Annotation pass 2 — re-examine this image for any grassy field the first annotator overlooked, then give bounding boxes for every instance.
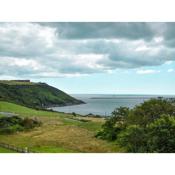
[0,147,16,153]
[0,101,123,153]
[0,113,4,118]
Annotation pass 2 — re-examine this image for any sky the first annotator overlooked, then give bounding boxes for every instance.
[0,22,175,94]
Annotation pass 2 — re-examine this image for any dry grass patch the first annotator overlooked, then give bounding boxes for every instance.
[0,101,123,153]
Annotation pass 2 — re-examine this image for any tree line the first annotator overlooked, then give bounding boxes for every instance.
[96,98,175,152]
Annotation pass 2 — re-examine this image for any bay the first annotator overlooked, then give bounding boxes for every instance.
[51,94,175,116]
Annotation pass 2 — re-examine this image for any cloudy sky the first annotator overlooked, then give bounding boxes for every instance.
[0,22,175,94]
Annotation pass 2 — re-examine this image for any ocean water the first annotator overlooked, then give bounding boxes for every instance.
[51,94,174,116]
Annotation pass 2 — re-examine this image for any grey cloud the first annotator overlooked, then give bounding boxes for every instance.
[0,23,57,58]
[0,22,175,78]
[43,22,175,48]
[43,22,155,40]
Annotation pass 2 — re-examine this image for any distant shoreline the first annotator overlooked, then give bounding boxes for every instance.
[46,101,85,109]
[90,96,175,100]
[91,97,159,100]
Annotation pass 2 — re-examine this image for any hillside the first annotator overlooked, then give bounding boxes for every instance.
[0,101,122,153]
[0,80,84,109]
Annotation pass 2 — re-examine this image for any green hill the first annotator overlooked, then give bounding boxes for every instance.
[0,80,84,109]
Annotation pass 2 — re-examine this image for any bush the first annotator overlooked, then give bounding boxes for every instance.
[146,115,175,153]
[117,115,175,153]
[0,124,24,134]
[72,112,76,116]
[127,98,175,126]
[96,116,125,141]
[0,116,23,127]
[111,107,129,121]
[117,125,147,152]
[96,107,129,141]
[96,98,175,152]
[0,116,41,134]
[21,118,41,129]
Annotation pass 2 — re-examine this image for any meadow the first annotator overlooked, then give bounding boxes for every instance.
[0,147,16,153]
[0,101,123,153]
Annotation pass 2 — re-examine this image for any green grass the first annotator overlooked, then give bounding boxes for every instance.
[63,117,102,131]
[0,147,16,153]
[0,81,83,109]
[0,101,67,118]
[0,113,4,118]
[0,80,35,85]
[0,101,123,153]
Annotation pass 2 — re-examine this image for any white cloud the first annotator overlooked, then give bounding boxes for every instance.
[167,68,174,72]
[12,58,43,71]
[165,61,173,65]
[136,69,160,74]
[0,22,175,78]
[0,23,57,57]
[135,45,150,52]
[153,37,164,43]
[0,57,44,71]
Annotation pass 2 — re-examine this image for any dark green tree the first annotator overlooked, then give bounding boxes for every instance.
[117,125,146,152]
[146,115,175,153]
[127,98,175,126]
[96,107,129,141]
[97,98,175,152]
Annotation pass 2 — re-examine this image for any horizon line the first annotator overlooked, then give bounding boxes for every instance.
[70,93,175,96]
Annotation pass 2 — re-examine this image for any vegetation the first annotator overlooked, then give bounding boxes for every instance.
[0,80,84,109]
[0,115,41,134]
[96,98,175,153]
[2,80,174,153]
[0,147,16,153]
[0,101,122,153]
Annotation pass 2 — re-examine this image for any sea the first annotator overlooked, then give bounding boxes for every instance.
[51,94,175,116]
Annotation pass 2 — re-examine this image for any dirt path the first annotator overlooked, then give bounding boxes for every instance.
[0,112,17,117]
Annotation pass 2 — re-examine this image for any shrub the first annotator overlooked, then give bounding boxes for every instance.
[0,124,24,134]
[21,118,41,129]
[117,115,175,153]
[96,116,125,141]
[72,112,76,116]
[111,107,129,122]
[0,116,23,127]
[96,107,129,141]
[117,125,147,152]
[146,115,175,153]
[127,98,175,126]
[97,98,175,152]
[0,116,41,134]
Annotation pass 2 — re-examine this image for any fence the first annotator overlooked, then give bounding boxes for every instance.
[0,142,35,153]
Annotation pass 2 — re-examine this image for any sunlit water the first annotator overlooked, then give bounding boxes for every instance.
[51,94,175,116]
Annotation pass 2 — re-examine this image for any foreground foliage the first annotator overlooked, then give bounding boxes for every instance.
[0,101,122,153]
[96,98,175,153]
[0,115,41,134]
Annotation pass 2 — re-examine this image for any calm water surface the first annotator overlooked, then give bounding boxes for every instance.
[51,94,175,116]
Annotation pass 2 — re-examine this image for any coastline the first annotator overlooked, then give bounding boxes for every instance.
[45,100,86,109]
[45,102,106,118]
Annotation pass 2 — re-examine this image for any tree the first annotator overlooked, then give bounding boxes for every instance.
[111,107,129,122]
[146,115,175,153]
[127,98,175,126]
[96,107,129,141]
[117,115,175,153]
[117,125,146,152]
[95,116,119,141]
[96,98,175,152]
